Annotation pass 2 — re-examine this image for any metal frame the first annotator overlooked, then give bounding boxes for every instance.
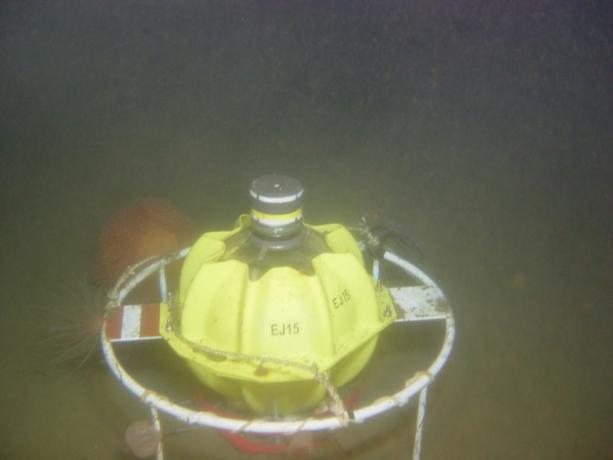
[100,248,454,460]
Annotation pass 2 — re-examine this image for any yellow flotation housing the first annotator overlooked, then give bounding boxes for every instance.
[160,215,396,414]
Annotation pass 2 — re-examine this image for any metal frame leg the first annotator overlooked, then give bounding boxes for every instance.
[412,387,428,460]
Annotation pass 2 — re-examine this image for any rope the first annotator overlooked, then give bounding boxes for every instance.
[169,310,350,424]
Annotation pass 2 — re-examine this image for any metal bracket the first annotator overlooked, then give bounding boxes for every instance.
[390,285,450,322]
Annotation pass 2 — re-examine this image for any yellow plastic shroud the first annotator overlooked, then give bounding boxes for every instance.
[160,215,396,414]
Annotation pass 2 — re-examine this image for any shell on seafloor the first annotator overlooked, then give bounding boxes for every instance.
[125,420,161,459]
[92,198,195,288]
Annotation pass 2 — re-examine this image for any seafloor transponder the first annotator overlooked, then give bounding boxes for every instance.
[161,175,396,414]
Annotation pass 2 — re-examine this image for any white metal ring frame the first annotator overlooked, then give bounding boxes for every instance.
[100,247,454,460]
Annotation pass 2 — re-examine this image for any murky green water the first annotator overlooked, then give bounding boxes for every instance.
[1,1,611,459]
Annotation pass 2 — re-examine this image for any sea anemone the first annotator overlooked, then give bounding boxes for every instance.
[92,198,195,288]
[36,276,107,368]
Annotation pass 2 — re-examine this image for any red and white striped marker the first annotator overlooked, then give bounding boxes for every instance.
[105,304,162,342]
